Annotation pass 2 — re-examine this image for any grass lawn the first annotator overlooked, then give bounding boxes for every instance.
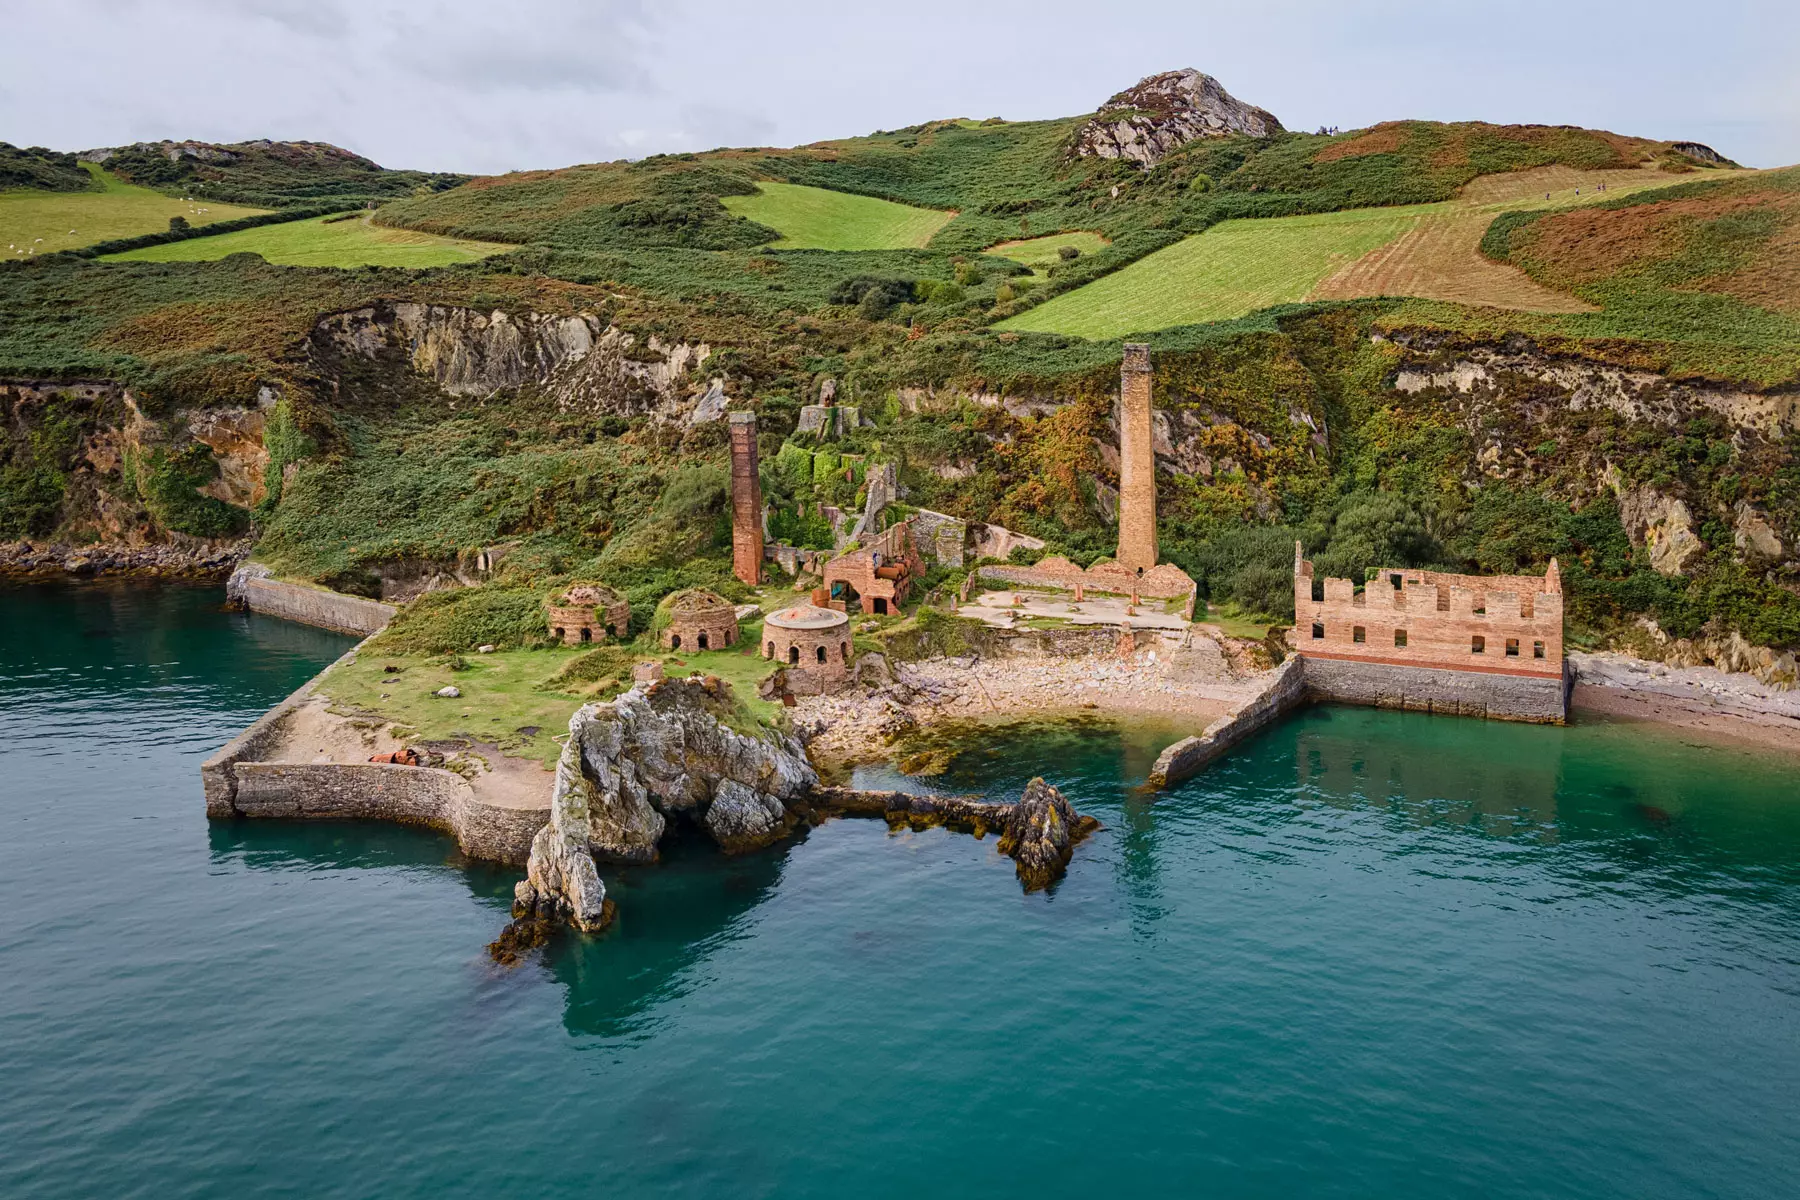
[1,163,266,257]
[103,211,512,268]
[316,629,788,767]
[720,181,954,250]
[997,206,1427,338]
[984,230,1110,273]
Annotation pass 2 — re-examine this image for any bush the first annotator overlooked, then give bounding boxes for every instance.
[129,444,250,538]
[1229,563,1294,619]
[828,275,915,309]
[1057,245,1080,261]
[368,586,550,654]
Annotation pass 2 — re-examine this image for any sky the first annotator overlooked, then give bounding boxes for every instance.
[3,0,1795,174]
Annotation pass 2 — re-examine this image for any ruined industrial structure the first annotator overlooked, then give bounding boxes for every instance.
[729,410,763,587]
[1290,545,1568,722]
[1116,342,1158,574]
[762,603,853,694]
[822,519,925,615]
[658,589,740,652]
[546,583,631,645]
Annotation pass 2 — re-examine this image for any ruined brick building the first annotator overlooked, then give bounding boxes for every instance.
[1291,544,1568,722]
[546,583,631,645]
[762,603,853,694]
[658,588,740,651]
[822,519,925,615]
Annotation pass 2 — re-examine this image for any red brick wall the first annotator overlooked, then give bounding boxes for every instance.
[1293,550,1563,677]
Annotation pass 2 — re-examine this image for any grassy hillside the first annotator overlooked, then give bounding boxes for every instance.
[998,208,1420,336]
[985,231,1111,273]
[103,212,512,269]
[99,140,467,207]
[0,143,92,192]
[718,182,953,249]
[2,164,266,257]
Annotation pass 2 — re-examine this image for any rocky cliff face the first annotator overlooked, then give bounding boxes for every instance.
[1071,69,1282,169]
[309,302,728,423]
[514,676,816,930]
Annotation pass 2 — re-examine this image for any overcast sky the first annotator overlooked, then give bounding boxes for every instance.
[3,1,1795,174]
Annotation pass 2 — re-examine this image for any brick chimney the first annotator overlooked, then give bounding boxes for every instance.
[1116,343,1158,573]
[729,411,763,586]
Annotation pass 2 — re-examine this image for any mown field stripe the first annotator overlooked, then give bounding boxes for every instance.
[721,181,954,250]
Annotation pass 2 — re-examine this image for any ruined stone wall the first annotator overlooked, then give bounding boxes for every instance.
[1303,656,1567,723]
[662,609,738,651]
[729,412,763,585]
[979,556,1196,608]
[1116,343,1158,572]
[1293,552,1562,679]
[547,600,628,645]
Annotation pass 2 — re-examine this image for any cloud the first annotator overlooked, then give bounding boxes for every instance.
[0,0,1793,174]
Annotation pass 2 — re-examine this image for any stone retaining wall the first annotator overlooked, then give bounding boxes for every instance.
[1148,657,1306,788]
[1303,655,1567,723]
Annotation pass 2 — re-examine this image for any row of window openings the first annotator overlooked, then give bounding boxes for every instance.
[1309,624,1545,658]
[1308,578,1533,618]
[767,641,852,665]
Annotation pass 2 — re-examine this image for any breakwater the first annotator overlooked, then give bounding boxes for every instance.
[227,564,395,636]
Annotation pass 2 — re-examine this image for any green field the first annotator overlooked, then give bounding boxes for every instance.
[720,181,955,250]
[2,163,266,257]
[984,230,1111,273]
[997,206,1428,338]
[102,212,513,268]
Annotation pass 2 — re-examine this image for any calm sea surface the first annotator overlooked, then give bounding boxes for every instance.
[3,580,1798,1198]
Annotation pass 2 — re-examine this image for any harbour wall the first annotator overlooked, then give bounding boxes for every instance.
[1303,655,1569,724]
[1148,656,1306,788]
[201,637,547,865]
[1148,652,1568,789]
[229,567,396,636]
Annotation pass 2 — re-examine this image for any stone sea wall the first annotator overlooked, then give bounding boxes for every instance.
[228,565,395,635]
[1303,656,1568,723]
[201,636,545,864]
[1148,656,1306,788]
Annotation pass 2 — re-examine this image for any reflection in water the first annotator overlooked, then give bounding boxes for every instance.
[1291,707,1565,840]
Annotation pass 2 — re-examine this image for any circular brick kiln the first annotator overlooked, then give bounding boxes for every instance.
[659,589,739,651]
[762,603,853,687]
[547,583,631,645]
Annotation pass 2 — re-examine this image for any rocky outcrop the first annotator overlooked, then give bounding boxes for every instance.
[514,676,817,929]
[1615,619,1799,689]
[310,303,723,423]
[996,777,1088,892]
[1,537,248,579]
[1390,342,1800,439]
[807,780,1100,891]
[1618,485,1705,575]
[1735,503,1784,561]
[1071,69,1282,169]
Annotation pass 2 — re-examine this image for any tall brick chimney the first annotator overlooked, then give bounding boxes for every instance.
[729,411,763,586]
[1116,342,1158,573]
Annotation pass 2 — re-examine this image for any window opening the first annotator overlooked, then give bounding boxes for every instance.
[1394,629,1408,648]
[1311,623,1325,640]
[1471,636,1485,654]
[1311,579,1325,602]
[788,645,799,665]
[1505,638,1520,657]
[1352,626,1366,644]
[1533,641,1546,659]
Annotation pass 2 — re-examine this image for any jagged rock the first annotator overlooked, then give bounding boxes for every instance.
[704,779,793,854]
[687,378,728,425]
[1735,502,1784,562]
[1618,487,1705,575]
[1070,69,1282,169]
[523,677,817,932]
[997,777,1095,891]
[515,823,611,932]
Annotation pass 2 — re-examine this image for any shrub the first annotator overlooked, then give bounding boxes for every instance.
[129,444,250,538]
[368,585,550,654]
[1057,245,1080,261]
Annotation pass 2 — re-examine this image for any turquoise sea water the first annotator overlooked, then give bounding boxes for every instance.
[3,580,1798,1198]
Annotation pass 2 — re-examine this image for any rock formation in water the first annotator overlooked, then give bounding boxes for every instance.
[513,676,817,929]
[1071,69,1282,169]
[808,778,1100,891]
[997,777,1093,891]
